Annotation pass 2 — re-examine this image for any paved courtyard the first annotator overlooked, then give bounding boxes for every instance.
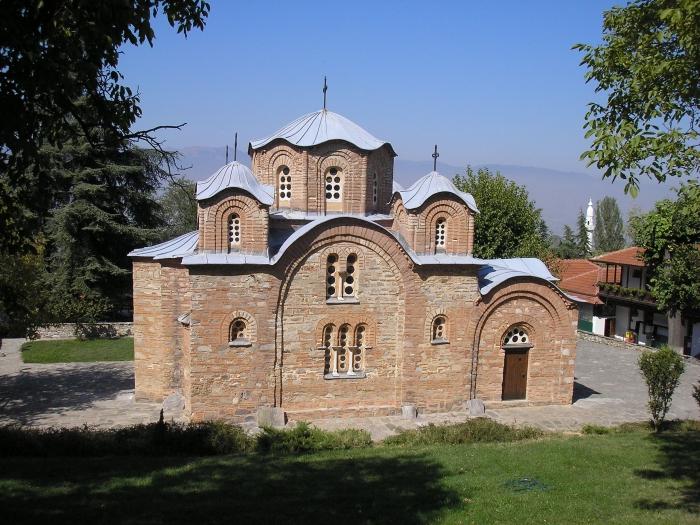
[1,337,699,439]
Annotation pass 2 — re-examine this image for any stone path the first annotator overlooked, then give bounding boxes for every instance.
[1,337,699,440]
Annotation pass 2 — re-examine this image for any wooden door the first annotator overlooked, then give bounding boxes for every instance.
[502,349,528,400]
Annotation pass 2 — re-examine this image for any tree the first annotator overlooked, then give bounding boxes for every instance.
[0,249,48,338]
[42,128,164,323]
[638,345,685,431]
[556,225,580,259]
[575,209,591,257]
[575,0,700,195]
[0,0,210,252]
[453,167,550,259]
[593,196,625,253]
[633,181,700,315]
[158,178,198,238]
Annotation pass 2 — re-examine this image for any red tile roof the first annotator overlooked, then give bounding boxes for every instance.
[558,259,603,304]
[591,246,646,267]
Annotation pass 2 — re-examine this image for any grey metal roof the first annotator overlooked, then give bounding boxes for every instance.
[249,109,396,155]
[196,161,274,205]
[128,231,199,259]
[477,258,557,295]
[392,180,404,193]
[396,171,479,213]
[129,221,559,299]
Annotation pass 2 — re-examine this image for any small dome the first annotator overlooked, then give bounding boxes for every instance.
[396,171,479,212]
[250,109,395,155]
[196,161,274,205]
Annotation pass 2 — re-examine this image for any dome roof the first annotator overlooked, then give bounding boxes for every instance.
[249,109,395,155]
[196,161,274,205]
[395,171,479,212]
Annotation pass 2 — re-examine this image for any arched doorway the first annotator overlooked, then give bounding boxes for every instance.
[501,326,531,400]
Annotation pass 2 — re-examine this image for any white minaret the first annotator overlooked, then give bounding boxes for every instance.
[585,198,595,251]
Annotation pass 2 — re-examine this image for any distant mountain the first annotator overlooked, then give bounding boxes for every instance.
[174,146,678,234]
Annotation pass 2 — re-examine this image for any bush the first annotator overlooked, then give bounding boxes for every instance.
[256,422,372,454]
[581,424,611,435]
[693,381,700,408]
[383,418,544,446]
[638,345,686,431]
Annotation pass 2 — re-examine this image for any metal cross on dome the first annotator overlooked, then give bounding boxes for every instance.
[323,76,328,110]
[432,144,439,171]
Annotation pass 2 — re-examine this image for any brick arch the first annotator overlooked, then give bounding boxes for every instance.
[272,218,417,406]
[269,149,295,207]
[315,316,377,348]
[425,308,450,342]
[465,279,577,403]
[418,198,470,255]
[218,310,258,346]
[198,192,268,253]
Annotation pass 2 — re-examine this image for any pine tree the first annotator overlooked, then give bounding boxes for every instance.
[43,130,164,322]
[593,196,625,253]
[556,225,579,259]
[575,209,591,257]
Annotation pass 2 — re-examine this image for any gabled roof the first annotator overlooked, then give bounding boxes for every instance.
[128,231,198,259]
[249,109,395,155]
[592,246,646,267]
[477,258,557,295]
[196,161,274,205]
[395,171,479,213]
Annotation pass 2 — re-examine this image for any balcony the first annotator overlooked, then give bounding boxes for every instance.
[597,282,656,306]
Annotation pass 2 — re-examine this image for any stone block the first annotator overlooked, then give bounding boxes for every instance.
[468,398,485,416]
[401,405,418,419]
[257,406,286,428]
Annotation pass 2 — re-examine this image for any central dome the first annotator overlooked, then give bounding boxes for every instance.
[249,109,395,154]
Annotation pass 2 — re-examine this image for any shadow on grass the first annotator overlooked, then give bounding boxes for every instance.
[634,428,700,512]
[0,452,461,524]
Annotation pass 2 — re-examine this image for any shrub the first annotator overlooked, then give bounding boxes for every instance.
[693,381,700,408]
[256,422,372,454]
[383,418,544,446]
[638,345,686,431]
[581,424,611,435]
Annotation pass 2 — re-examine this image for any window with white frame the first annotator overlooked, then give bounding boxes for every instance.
[503,326,531,347]
[326,252,359,302]
[435,217,446,252]
[325,167,343,208]
[278,165,292,202]
[228,213,241,251]
[229,318,250,346]
[431,315,448,344]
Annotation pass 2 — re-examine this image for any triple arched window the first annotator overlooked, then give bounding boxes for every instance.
[326,253,358,302]
[321,322,369,378]
[227,213,241,251]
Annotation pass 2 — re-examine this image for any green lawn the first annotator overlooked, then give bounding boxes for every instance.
[1,430,698,524]
[21,337,134,363]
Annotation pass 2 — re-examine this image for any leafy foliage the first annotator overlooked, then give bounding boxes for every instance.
[0,249,49,337]
[638,345,686,431]
[593,196,626,253]
[0,0,210,252]
[576,209,591,257]
[256,422,372,454]
[632,181,700,314]
[574,0,700,194]
[453,167,550,259]
[158,177,198,238]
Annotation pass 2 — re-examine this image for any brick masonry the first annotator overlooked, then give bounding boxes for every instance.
[132,125,578,423]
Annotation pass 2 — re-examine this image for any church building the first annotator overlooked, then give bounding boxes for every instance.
[129,107,578,423]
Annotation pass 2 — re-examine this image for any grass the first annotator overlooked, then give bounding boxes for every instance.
[1,425,699,524]
[21,337,133,363]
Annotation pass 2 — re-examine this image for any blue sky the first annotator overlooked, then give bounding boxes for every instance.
[120,0,619,173]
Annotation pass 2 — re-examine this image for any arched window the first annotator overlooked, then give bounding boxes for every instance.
[322,324,335,375]
[503,326,531,347]
[343,253,357,298]
[353,324,367,373]
[372,173,378,205]
[228,213,241,251]
[431,316,448,344]
[325,167,343,210]
[336,324,351,374]
[435,217,446,252]
[278,165,291,203]
[326,254,338,299]
[229,318,250,346]
[320,322,369,378]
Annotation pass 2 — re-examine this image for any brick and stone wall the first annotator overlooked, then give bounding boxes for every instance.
[198,191,269,254]
[35,322,133,340]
